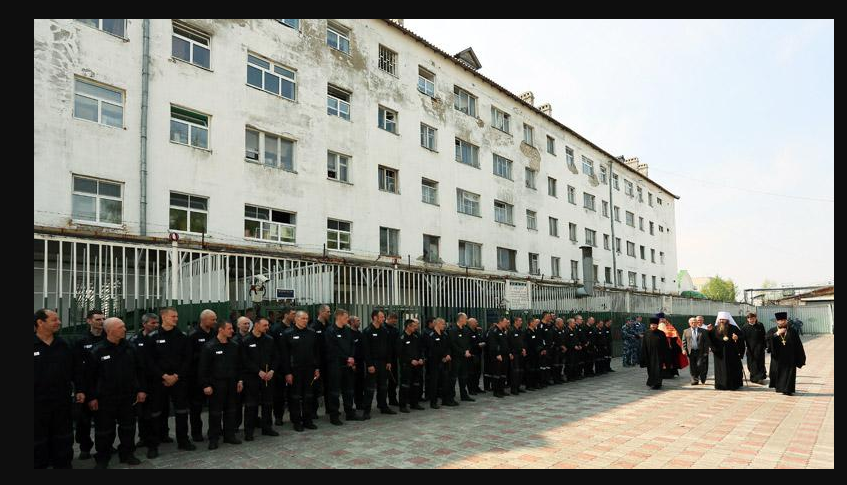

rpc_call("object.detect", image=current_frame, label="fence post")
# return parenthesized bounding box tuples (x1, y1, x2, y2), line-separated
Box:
(170, 239, 179, 306)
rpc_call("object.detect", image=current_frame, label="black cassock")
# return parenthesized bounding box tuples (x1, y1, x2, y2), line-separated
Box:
(766, 327, 806, 394)
(640, 329, 668, 388)
(741, 322, 767, 382)
(662, 335, 681, 378)
(708, 324, 746, 390)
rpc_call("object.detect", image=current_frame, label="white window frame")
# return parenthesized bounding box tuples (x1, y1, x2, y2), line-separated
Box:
(73, 77, 124, 128)
(459, 240, 483, 269)
(379, 227, 400, 256)
(637, 186, 643, 202)
(614, 206, 621, 222)
(247, 53, 296, 101)
(582, 156, 594, 177)
(566, 146, 575, 169)
(378, 45, 398, 76)
(585, 228, 596, 247)
(327, 151, 350, 183)
(615, 237, 621, 253)
(327, 219, 352, 251)
(613, 173, 620, 190)
(629, 271, 637, 288)
(650, 221, 655, 235)
(423, 234, 440, 263)
(626, 211, 635, 227)
(652, 276, 657, 290)
(277, 19, 300, 30)
(497, 247, 517, 272)
(172, 21, 211, 69)
(583, 192, 596, 211)
(170, 105, 209, 149)
(639, 217, 645, 231)
(569, 223, 577, 242)
(455, 138, 480, 168)
(378, 106, 398, 134)
(605, 267, 612, 284)
(244, 204, 296, 244)
(547, 136, 555, 155)
(76, 19, 127, 38)
(651, 249, 656, 263)
(327, 85, 351, 120)
(493, 154, 513, 180)
(627, 241, 636, 257)
(567, 185, 576, 204)
(456, 189, 481, 217)
(548, 177, 557, 197)
(617, 269, 624, 286)
(245, 128, 295, 172)
(169, 192, 208, 235)
(71, 175, 123, 227)
(549, 217, 559, 237)
(418, 66, 435, 97)
(491, 106, 510, 133)
(551, 257, 561, 278)
(600, 165, 608, 184)
(602, 200, 609, 217)
(603, 234, 610, 250)
(420, 123, 437, 151)
(378, 166, 399, 194)
(421, 178, 438, 205)
(523, 124, 534, 146)
(526, 210, 537, 231)
(571, 260, 579, 280)
(625, 179, 634, 196)
(326, 22, 351, 54)
(494, 200, 514, 225)
(525, 167, 537, 189)
(649, 192, 654, 206)
(528, 253, 540, 275)
(453, 86, 477, 117)
(640, 245, 646, 260)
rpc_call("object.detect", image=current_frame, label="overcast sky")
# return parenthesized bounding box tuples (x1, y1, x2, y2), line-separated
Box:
(406, 19, 834, 292)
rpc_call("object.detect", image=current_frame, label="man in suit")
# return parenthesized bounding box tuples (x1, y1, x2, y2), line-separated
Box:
(682, 317, 709, 385)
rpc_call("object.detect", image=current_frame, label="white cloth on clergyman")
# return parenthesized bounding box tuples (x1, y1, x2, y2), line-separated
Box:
(715, 311, 739, 328)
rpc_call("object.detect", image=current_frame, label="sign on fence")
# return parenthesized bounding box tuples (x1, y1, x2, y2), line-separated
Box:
(505, 280, 531, 310)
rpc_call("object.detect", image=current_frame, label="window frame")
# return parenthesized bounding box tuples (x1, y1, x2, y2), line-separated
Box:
(171, 21, 211, 70)
(492, 153, 513, 180)
(458, 240, 483, 269)
(585, 228, 597, 247)
(417, 66, 435, 97)
(523, 123, 534, 146)
(377, 44, 398, 76)
(73, 77, 124, 128)
(423, 234, 441, 263)
(326, 21, 351, 55)
(378, 105, 398, 134)
(327, 151, 350, 183)
(528, 252, 540, 275)
(379, 226, 400, 256)
(497, 247, 517, 272)
(421, 178, 439, 205)
(571, 260, 579, 280)
(76, 19, 127, 39)
(547, 135, 556, 155)
(549, 217, 559, 237)
(491, 106, 511, 133)
(277, 19, 300, 30)
(525, 167, 537, 189)
(626, 211, 635, 227)
(453, 86, 477, 117)
(245, 127, 295, 172)
(71, 175, 124, 227)
(581, 156, 594, 177)
(583, 192, 596, 211)
(454, 138, 480, 168)
(551, 257, 561, 278)
(548, 177, 557, 197)
(494, 200, 514, 225)
(378, 165, 399, 194)
(169, 191, 208, 235)
(599, 165, 608, 184)
(243, 204, 296, 244)
(627, 241, 636, 257)
(170, 105, 209, 150)
(327, 85, 351, 120)
(420, 123, 437, 151)
(526, 210, 538, 231)
(246, 52, 296, 101)
(565, 146, 576, 169)
(569, 223, 577, 242)
(456, 188, 481, 217)
(326, 218, 352, 251)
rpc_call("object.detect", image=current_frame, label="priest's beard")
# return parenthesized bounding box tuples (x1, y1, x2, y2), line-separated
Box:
(718, 322, 728, 337)
(777, 321, 789, 329)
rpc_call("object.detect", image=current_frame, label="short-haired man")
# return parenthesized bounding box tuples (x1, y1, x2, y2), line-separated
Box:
(187, 309, 217, 443)
(466, 318, 485, 394)
(385, 313, 401, 407)
(199, 320, 243, 449)
(741, 312, 767, 384)
(361, 309, 397, 417)
(240, 317, 279, 440)
(324, 309, 361, 424)
(398, 319, 425, 412)
(682, 317, 709, 385)
(74, 309, 105, 460)
(280, 311, 320, 431)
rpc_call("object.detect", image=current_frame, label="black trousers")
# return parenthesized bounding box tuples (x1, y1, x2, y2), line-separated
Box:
(509, 354, 524, 393)
(399, 363, 423, 407)
(94, 395, 136, 465)
(244, 376, 275, 434)
(363, 362, 389, 412)
(539, 352, 550, 385)
(469, 354, 482, 391)
(326, 364, 355, 417)
(207, 378, 238, 442)
(482, 347, 491, 390)
(148, 379, 189, 447)
(311, 363, 327, 417)
(551, 349, 565, 381)
(387, 359, 399, 403)
(488, 356, 506, 394)
(74, 400, 94, 452)
(353, 364, 365, 410)
(187, 376, 207, 437)
(688, 349, 709, 383)
(583, 348, 595, 376)
(273, 377, 288, 422)
(35, 399, 73, 469)
(525, 355, 540, 388)
(288, 367, 315, 425)
(449, 355, 471, 399)
(565, 350, 581, 381)
(428, 361, 451, 404)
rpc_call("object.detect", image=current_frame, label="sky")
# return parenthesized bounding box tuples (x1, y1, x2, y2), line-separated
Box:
(406, 19, 834, 293)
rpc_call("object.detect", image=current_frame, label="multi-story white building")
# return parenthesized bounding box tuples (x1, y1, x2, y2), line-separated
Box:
(34, 19, 679, 302)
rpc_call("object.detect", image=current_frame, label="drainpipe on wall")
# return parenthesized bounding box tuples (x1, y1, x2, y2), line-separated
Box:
(140, 19, 150, 236)
(608, 159, 617, 288)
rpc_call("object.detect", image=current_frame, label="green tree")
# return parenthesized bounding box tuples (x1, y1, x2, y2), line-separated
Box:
(702, 275, 739, 302)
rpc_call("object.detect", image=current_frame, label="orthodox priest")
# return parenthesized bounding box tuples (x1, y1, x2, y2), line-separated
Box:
(640, 317, 668, 390)
(766, 312, 806, 396)
(741, 312, 767, 384)
(708, 311, 746, 390)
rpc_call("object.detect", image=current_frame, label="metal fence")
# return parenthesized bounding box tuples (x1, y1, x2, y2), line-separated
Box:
(753, 303, 834, 335)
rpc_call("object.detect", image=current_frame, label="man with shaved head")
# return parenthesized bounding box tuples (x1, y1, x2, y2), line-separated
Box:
(466, 318, 484, 394)
(280, 311, 320, 431)
(187, 309, 216, 443)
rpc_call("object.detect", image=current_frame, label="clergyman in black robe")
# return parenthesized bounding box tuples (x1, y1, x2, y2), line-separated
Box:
(766, 312, 806, 396)
(741, 312, 768, 384)
(640, 317, 667, 390)
(708, 312, 746, 390)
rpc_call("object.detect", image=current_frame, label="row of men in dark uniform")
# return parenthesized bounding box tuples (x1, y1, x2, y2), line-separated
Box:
(34, 306, 616, 469)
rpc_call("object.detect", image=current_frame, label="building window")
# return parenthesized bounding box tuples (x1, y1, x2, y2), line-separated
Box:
(566, 146, 575, 170)
(327, 151, 350, 182)
(455, 138, 480, 167)
(603, 234, 610, 250)
(593, 264, 599, 281)
(549, 217, 559, 237)
(247, 53, 296, 100)
(615, 237, 621, 253)
(523, 124, 534, 146)
(526, 210, 537, 230)
(528, 253, 540, 275)
(627, 241, 636, 257)
(651, 249, 656, 263)
(497, 247, 517, 272)
(601, 201, 609, 218)
(456, 189, 481, 216)
(660, 251, 665, 264)
(418, 67, 435, 97)
(567, 185, 576, 204)
(585, 228, 596, 247)
(170, 105, 208, 149)
(169, 192, 207, 234)
(491, 106, 510, 133)
(423, 234, 440, 263)
(612, 173, 620, 190)
(659, 225, 664, 232)
(420, 123, 437, 150)
(617, 269, 623, 286)
(614, 206, 621, 222)
(639, 217, 644, 231)
(378, 45, 397, 75)
(73, 78, 123, 128)
(605, 267, 612, 284)
(650, 221, 655, 235)
(624, 179, 634, 196)
(569, 223, 577, 242)
(525, 168, 537, 189)
(583, 193, 596, 211)
(327, 85, 351, 120)
(582, 156, 594, 177)
(493, 154, 513, 180)
(494, 200, 514, 225)
(571, 260, 579, 280)
(72, 175, 122, 225)
(327, 219, 351, 251)
(459, 241, 483, 269)
(278, 19, 299, 30)
(245, 128, 294, 171)
(326, 21, 351, 54)
(378, 166, 398, 194)
(661, 277, 666, 283)
(547, 136, 555, 155)
(548, 177, 557, 197)
(551, 257, 561, 278)
(76, 19, 126, 38)
(657, 197, 664, 206)
(378, 106, 398, 133)
(637, 186, 643, 202)
(640, 245, 646, 260)
(454, 86, 477, 117)
(380, 227, 400, 256)
(600, 166, 608, 184)
(652, 276, 657, 290)
(244, 204, 295, 243)
(172, 21, 211, 69)
(629, 271, 637, 288)
(421, 178, 438, 205)
(626, 211, 635, 227)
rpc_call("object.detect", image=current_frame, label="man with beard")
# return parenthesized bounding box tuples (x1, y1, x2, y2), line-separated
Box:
(767, 312, 806, 396)
(707, 312, 746, 391)
(640, 317, 668, 390)
(742, 312, 768, 384)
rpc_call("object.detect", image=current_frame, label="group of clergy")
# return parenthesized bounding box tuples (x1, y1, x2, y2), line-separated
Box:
(640, 311, 806, 395)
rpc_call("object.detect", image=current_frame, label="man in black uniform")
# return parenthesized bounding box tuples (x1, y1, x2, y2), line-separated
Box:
(324, 309, 361, 424)
(588, 317, 604, 375)
(240, 317, 279, 440)
(538, 312, 553, 387)
(129, 313, 165, 449)
(87, 317, 146, 468)
(187, 309, 216, 442)
(280, 311, 319, 432)
(563, 318, 582, 381)
(310, 304, 331, 420)
(448, 313, 475, 402)
(575, 315, 593, 377)
(398, 318, 425, 413)
(361, 309, 397, 418)
(507, 317, 526, 394)
(550, 318, 567, 383)
(524, 318, 543, 390)
(73, 308, 105, 460)
(35, 309, 85, 469)
(198, 320, 243, 449)
(742, 312, 767, 384)
(420, 317, 435, 400)
(144, 307, 194, 458)
(233, 316, 251, 345)
(487, 317, 510, 398)
(232, 316, 252, 433)
(428, 317, 455, 407)
(467, 318, 485, 394)
(385, 313, 401, 406)
(270, 308, 295, 426)
(603, 319, 615, 373)
(349, 316, 366, 413)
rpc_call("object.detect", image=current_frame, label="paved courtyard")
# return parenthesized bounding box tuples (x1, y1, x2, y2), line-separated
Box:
(74, 335, 834, 469)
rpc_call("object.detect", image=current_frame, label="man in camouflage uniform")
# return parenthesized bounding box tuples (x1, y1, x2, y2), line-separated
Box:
(621, 317, 640, 367)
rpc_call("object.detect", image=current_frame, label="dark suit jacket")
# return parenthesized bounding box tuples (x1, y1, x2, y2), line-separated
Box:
(682, 327, 710, 355)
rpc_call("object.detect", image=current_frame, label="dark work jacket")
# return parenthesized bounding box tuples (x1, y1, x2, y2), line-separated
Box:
(87, 338, 146, 400)
(468, 327, 484, 356)
(128, 331, 154, 377)
(507, 327, 526, 355)
(241, 332, 279, 378)
(362, 324, 393, 367)
(420, 327, 434, 362)
(525, 327, 545, 358)
(187, 325, 214, 378)
(35, 335, 82, 402)
(144, 326, 190, 379)
(428, 330, 450, 366)
(385, 324, 400, 363)
(487, 326, 509, 358)
(325, 324, 355, 367)
(551, 326, 566, 351)
(563, 327, 581, 350)
(269, 321, 292, 343)
(351, 327, 364, 364)
(398, 331, 422, 366)
(280, 326, 318, 373)
(198, 338, 241, 387)
(310, 319, 330, 367)
(448, 325, 471, 358)
(73, 330, 104, 394)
